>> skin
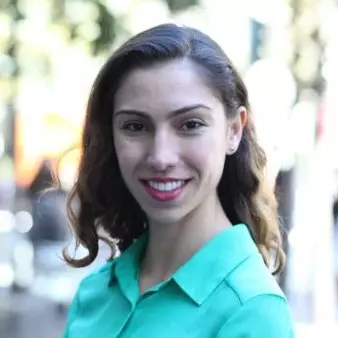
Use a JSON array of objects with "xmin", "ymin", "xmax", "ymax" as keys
[{"xmin": 113, "ymin": 58, "xmax": 247, "ymax": 294}]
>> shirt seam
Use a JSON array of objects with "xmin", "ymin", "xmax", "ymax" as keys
[
  {"xmin": 224, "ymin": 251, "xmax": 282, "ymax": 305},
  {"xmin": 225, "ymin": 278, "xmax": 285, "ymax": 306},
  {"xmin": 68, "ymin": 261, "xmax": 113, "ymax": 330},
  {"xmin": 80, "ymin": 261, "xmax": 113, "ymax": 287},
  {"xmin": 183, "ymin": 251, "xmax": 259, "ymax": 305},
  {"xmin": 222, "ymin": 253, "xmax": 260, "ymax": 304},
  {"xmin": 215, "ymin": 294, "xmax": 289, "ymax": 336}
]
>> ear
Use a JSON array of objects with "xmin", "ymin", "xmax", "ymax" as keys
[{"xmin": 226, "ymin": 106, "xmax": 247, "ymax": 155}]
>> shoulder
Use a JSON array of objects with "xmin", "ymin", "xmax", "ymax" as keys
[
  {"xmin": 81, "ymin": 260, "xmax": 113, "ymax": 285},
  {"xmin": 215, "ymin": 254, "xmax": 295, "ymax": 337},
  {"xmin": 63, "ymin": 261, "xmax": 115, "ymax": 338},
  {"xmin": 225, "ymin": 252, "xmax": 285, "ymax": 303},
  {"xmin": 75, "ymin": 260, "xmax": 114, "ymax": 300},
  {"xmin": 66, "ymin": 260, "xmax": 114, "ymax": 315},
  {"xmin": 216, "ymin": 294, "xmax": 295, "ymax": 337}
]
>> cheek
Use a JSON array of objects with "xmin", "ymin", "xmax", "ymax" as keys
[
  {"xmin": 184, "ymin": 132, "xmax": 227, "ymax": 178},
  {"xmin": 114, "ymin": 136, "xmax": 144, "ymax": 173}
]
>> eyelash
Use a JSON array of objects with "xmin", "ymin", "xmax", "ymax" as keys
[
  {"xmin": 180, "ymin": 119, "xmax": 207, "ymax": 131},
  {"xmin": 120, "ymin": 119, "xmax": 207, "ymax": 133},
  {"xmin": 121, "ymin": 121, "xmax": 146, "ymax": 132}
]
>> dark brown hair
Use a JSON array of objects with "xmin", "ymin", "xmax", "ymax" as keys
[{"xmin": 63, "ymin": 23, "xmax": 285, "ymax": 274}]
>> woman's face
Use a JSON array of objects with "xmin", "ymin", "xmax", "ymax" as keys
[{"xmin": 113, "ymin": 58, "xmax": 244, "ymax": 225}]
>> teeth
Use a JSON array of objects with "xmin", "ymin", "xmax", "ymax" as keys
[{"xmin": 148, "ymin": 180, "xmax": 184, "ymax": 191}]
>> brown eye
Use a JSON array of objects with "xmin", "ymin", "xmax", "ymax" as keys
[
  {"xmin": 181, "ymin": 120, "xmax": 206, "ymax": 131},
  {"xmin": 122, "ymin": 122, "xmax": 146, "ymax": 132}
]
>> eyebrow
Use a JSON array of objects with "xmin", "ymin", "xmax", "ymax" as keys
[{"xmin": 114, "ymin": 104, "xmax": 212, "ymax": 120}]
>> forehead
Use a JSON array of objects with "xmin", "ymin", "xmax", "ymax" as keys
[{"xmin": 114, "ymin": 59, "xmax": 219, "ymax": 112}]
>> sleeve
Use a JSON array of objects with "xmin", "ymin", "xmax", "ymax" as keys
[
  {"xmin": 216, "ymin": 295, "xmax": 295, "ymax": 338},
  {"xmin": 62, "ymin": 289, "xmax": 81, "ymax": 338}
]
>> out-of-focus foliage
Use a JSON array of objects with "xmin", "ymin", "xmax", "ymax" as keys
[
  {"xmin": 48, "ymin": 0, "xmax": 200, "ymax": 55},
  {"xmin": 165, "ymin": 0, "xmax": 199, "ymax": 13}
]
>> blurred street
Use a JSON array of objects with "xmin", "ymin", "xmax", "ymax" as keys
[{"xmin": 0, "ymin": 290, "xmax": 65, "ymax": 338}]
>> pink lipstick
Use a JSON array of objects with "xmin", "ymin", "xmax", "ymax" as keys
[{"xmin": 141, "ymin": 178, "xmax": 189, "ymax": 202}]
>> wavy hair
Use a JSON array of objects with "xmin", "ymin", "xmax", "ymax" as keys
[{"xmin": 63, "ymin": 23, "xmax": 285, "ymax": 274}]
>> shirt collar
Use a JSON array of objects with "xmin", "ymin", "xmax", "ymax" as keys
[
  {"xmin": 108, "ymin": 234, "xmax": 147, "ymax": 289},
  {"xmin": 172, "ymin": 224, "xmax": 259, "ymax": 305},
  {"xmin": 109, "ymin": 224, "xmax": 258, "ymax": 305}
]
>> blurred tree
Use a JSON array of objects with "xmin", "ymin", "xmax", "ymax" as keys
[
  {"xmin": 92, "ymin": 3, "xmax": 116, "ymax": 54},
  {"xmin": 289, "ymin": 0, "xmax": 325, "ymax": 97},
  {"xmin": 49, "ymin": 0, "xmax": 200, "ymax": 56},
  {"xmin": 165, "ymin": 0, "xmax": 199, "ymax": 12},
  {"xmin": 277, "ymin": 0, "xmax": 326, "ymax": 293},
  {"xmin": 4, "ymin": 0, "xmax": 22, "ymax": 159},
  {"xmin": 51, "ymin": 0, "xmax": 116, "ymax": 55}
]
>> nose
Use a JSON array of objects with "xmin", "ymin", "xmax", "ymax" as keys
[{"xmin": 145, "ymin": 129, "xmax": 179, "ymax": 172}]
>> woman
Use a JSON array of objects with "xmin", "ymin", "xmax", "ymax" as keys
[{"xmin": 63, "ymin": 24, "xmax": 295, "ymax": 337}]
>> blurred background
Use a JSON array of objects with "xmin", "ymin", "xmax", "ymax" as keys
[{"xmin": 0, "ymin": 0, "xmax": 337, "ymax": 337}]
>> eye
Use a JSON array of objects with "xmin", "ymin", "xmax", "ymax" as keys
[
  {"xmin": 180, "ymin": 119, "xmax": 206, "ymax": 131},
  {"xmin": 121, "ymin": 121, "xmax": 146, "ymax": 132}
]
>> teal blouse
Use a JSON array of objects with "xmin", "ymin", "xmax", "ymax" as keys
[{"xmin": 63, "ymin": 224, "xmax": 295, "ymax": 337}]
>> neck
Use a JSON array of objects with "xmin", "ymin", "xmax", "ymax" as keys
[{"xmin": 139, "ymin": 194, "xmax": 232, "ymax": 291}]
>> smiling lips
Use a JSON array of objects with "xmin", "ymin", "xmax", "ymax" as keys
[{"xmin": 141, "ymin": 178, "xmax": 190, "ymax": 202}]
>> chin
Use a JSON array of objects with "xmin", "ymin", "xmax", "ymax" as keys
[{"xmin": 144, "ymin": 207, "xmax": 187, "ymax": 226}]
